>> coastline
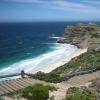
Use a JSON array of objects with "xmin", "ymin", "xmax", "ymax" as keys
[{"xmin": 29, "ymin": 48, "xmax": 87, "ymax": 74}]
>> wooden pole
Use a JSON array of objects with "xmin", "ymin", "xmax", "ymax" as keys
[{"xmin": 21, "ymin": 70, "xmax": 25, "ymax": 78}]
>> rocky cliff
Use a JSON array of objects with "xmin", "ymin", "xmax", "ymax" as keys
[{"xmin": 58, "ymin": 23, "xmax": 100, "ymax": 51}]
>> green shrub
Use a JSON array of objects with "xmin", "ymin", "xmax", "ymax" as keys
[
  {"xmin": 50, "ymin": 95, "xmax": 55, "ymax": 100},
  {"xmin": 20, "ymin": 84, "xmax": 55, "ymax": 100},
  {"xmin": 65, "ymin": 87, "xmax": 95, "ymax": 100}
]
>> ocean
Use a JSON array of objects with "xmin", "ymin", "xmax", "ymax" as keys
[{"xmin": 0, "ymin": 22, "xmax": 79, "ymax": 77}]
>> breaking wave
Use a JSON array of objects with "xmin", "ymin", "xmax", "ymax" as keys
[{"xmin": 0, "ymin": 43, "xmax": 77, "ymax": 77}]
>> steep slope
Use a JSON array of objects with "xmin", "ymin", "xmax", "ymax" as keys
[{"xmin": 58, "ymin": 23, "xmax": 100, "ymax": 51}]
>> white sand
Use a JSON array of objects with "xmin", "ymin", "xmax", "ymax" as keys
[{"xmin": 29, "ymin": 48, "xmax": 87, "ymax": 74}]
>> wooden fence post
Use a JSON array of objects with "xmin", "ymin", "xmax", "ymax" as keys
[{"xmin": 21, "ymin": 70, "xmax": 25, "ymax": 78}]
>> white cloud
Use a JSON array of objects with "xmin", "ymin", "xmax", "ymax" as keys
[
  {"xmin": 83, "ymin": 0, "xmax": 100, "ymax": 5},
  {"xmin": 4, "ymin": 0, "xmax": 88, "ymax": 9},
  {"xmin": 4, "ymin": 0, "xmax": 43, "ymax": 4},
  {"xmin": 3, "ymin": 0, "xmax": 100, "ymax": 13},
  {"xmin": 52, "ymin": 1, "xmax": 88, "ymax": 9}
]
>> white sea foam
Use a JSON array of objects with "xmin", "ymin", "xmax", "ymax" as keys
[
  {"xmin": 0, "ymin": 43, "xmax": 77, "ymax": 77},
  {"xmin": 49, "ymin": 36, "xmax": 60, "ymax": 39}
]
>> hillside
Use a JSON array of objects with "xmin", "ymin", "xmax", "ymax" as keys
[
  {"xmin": 31, "ymin": 23, "xmax": 100, "ymax": 83},
  {"xmin": 58, "ymin": 23, "xmax": 100, "ymax": 51}
]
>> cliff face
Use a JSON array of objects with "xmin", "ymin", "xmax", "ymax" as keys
[{"xmin": 58, "ymin": 23, "xmax": 100, "ymax": 51}]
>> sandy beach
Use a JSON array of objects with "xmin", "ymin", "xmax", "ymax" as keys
[{"xmin": 29, "ymin": 48, "xmax": 87, "ymax": 74}]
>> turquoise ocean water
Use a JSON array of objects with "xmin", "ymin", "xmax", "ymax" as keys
[{"xmin": 0, "ymin": 22, "xmax": 79, "ymax": 78}]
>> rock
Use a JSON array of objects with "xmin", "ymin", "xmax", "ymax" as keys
[{"xmin": 58, "ymin": 23, "xmax": 100, "ymax": 51}]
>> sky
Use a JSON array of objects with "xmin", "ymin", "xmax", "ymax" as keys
[{"xmin": 0, "ymin": 0, "xmax": 100, "ymax": 22}]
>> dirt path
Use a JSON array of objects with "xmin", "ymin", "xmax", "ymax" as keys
[{"xmin": 50, "ymin": 70, "xmax": 100, "ymax": 100}]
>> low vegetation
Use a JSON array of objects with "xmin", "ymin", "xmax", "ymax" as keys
[
  {"xmin": 64, "ymin": 87, "xmax": 95, "ymax": 100},
  {"xmin": 30, "ymin": 50, "xmax": 100, "ymax": 83},
  {"xmin": 20, "ymin": 84, "xmax": 56, "ymax": 100},
  {"xmin": 64, "ymin": 78, "xmax": 100, "ymax": 100}
]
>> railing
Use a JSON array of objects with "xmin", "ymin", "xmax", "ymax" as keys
[
  {"xmin": 62, "ymin": 67, "xmax": 100, "ymax": 81},
  {"xmin": 0, "ymin": 70, "xmax": 27, "ymax": 80},
  {"xmin": 0, "ymin": 70, "xmax": 34, "ymax": 81},
  {"xmin": 0, "ymin": 73, "xmax": 20, "ymax": 79},
  {"xmin": 0, "ymin": 68, "xmax": 100, "ymax": 81}
]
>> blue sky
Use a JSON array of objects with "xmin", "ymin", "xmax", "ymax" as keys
[{"xmin": 0, "ymin": 0, "xmax": 100, "ymax": 22}]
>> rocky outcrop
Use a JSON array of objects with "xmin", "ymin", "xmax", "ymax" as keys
[{"xmin": 58, "ymin": 23, "xmax": 100, "ymax": 51}]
